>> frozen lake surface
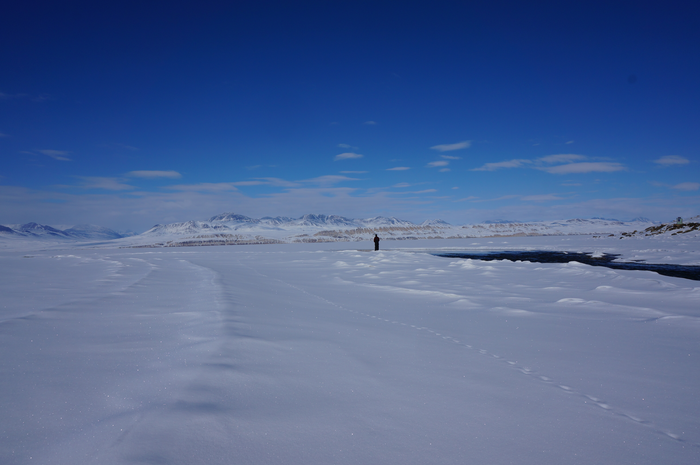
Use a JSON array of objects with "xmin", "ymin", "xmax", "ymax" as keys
[{"xmin": 1, "ymin": 236, "xmax": 699, "ymax": 464}]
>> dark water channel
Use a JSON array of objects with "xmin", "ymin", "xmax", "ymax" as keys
[{"xmin": 432, "ymin": 251, "xmax": 700, "ymax": 281}]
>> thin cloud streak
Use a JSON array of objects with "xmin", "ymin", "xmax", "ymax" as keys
[
  {"xmin": 654, "ymin": 155, "xmax": 690, "ymax": 166},
  {"xmin": 254, "ymin": 178, "xmax": 301, "ymax": 187},
  {"xmin": 471, "ymin": 155, "xmax": 627, "ymax": 175},
  {"xmin": 38, "ymin": 149, "xmax": 72, "ymax": 161},
  {"xmin": 301, "ymin": 175, "xmax": 359, "ymax": 186},
  {"xmin": 672, "ymin": 182, "xmax": 700, "ymax": 191},
  {"xmin": 427, "ymin": 160, "xmax": 449, "ymax": 168},
  {"xmin": 471, "ymin": 159, "xmax": 531, "ymax": 171},
  {"xmin": 541, "ymin": 162, "xmax": 626, "ymax": 174},
  {"xmin": 334, "ymin": 152, "xmax": 363, "ymax": 161},
  {"xmin": 166, "ymin": 183, "xmax": 240, "ymax": 192},
  {"xmin": 128, "ymin": 170, "xmax": 182, "ymax": 179},
  {"xmin": 73, "ymin": 177, "xmax": 135, "ymax": 191},
  {"xmin": 537, "ymin": 154, "xmax": 586, "ymax": 164},
  {"xmin": 430, "ymin": 141, "xmax": 471, "ymax": 152}
]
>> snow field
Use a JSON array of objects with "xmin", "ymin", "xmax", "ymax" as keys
[{"xmin": 1, "ymin": 236, "xmax": 699, "ymax": 464}]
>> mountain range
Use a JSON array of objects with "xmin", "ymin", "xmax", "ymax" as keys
[
  {"xmin": 0, "ymin": 223, "xmax": 127, "ymax": 240},
  {"xmin": 0, "ymin": 213, "xmax": 676, "ymax": 247}
]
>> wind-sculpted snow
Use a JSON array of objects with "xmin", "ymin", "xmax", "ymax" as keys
[{"xmin": 1, "ymin": 235, "xmax": 699, "ymax": 464}]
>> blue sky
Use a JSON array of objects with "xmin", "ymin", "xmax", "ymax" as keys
[{"xmin": 1, "ymin": 1, "xmax": 699, "ymax": 232}]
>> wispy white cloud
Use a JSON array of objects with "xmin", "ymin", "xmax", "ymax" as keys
[
  {"xmin": 127, "ymin": 170, "xmax": 182, "ymax": 179},
  {"xmin": 302, "ymin": 175, "xmax": 359, "ymax": 186},
  {"xmin": 654, "ymin": 155, "xmax": 690, "ymax": 166},
  {"xmin": 472, "ymin": 154, "xmax": 626, "ymax": 175},
  {"xmin": 455, "ymin": 196, "xmax": 479, "ymax": 202},
  {"xmin": 427, "ymin": 160, "xmax": 449, "ymax": 168},
  {"xmin": 393, "ymin": 182, "xmax": 411, "ymax": 188},
  {"xmin": 254, "ymin": 177, "xmax": 300, "ymax": 188},
  {"xmin": 0, "ymin": 132, "xmax": 8, "ymax": 138},
  {"xmin": 471, "ymin": 159, "xmax": 531, "ymax": 171},
  {"xmin": 439, "ymin": 168, "xmax": 450, "ymax": 172},
  {"xmin": 340, "ymin": 170, "xmax": 368, "ymax": 174},
  {"xmin": 74, "ymin": 177, "xmax": 134, "ymax": 191},
  {"xmin": 540, "ymin": 162, "xmax": 626, "ymax": 174},
  {"xmin": 441, "ymin": 155, "xmax": 461, "ymax": 160},
  {"xmin": 231, "ymin": 181, "xmax": 266, "ymax": 186},
  {"xmin": 537, "ymin": 154, "xmax": 586, "ymax": 164},
  {"xmin": 566, "ymin": 140, "xmax": 574, "ymax": 144},
  {"xmin": 166, "ymin": 183, "xmax": 240, "ymax": 192},
  {"xmin": 672, "ymin": 182, "xmax": 700, "ymax": 191},
  {"xmin": 387, "ymin": 166, "xmax": 410, "ymax": 171},
  {"xmin": 38, "ymin": 149, "xmax": 72, "ymax": 161},
  {"xmin": 166, "ymin": 178, "xmax": 300, "ymax": 191},
  {"xmin": 334, "ymin": 152, "xmax": 363, "ymax": 161},
  {"xmin": 430, "ymin": 141, "xmax": 471, "ymax": 152},
  {"xmin": 393, "ymin": 188, "xmax": 438, "ymax": 195}
]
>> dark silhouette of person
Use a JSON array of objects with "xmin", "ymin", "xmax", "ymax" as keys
[{"xmin": 374, "ymin": 233, "xmax": 380, "ymax": 251}]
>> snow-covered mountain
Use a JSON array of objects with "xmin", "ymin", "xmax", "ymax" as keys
[
  {"xmin": 12, "ymin": 222, "xmax": 74, "ymax": 239},
  {"xmin": 457, "ymin": 218, "xmax": 653, "ymax": 237},
  {"xmin": 144, "ymin": 221, "xmax": 232, "ymax": 236},
  {"xmin": 0, "ymin": 214, "xmax": 669, "ymax": 248},
  {"xmin": 62, "ymin": 224, "xmax": 127, "ymax": 240},
  {"xmin": 0, "ymin": 223, "xmax": 126, "ymax": 241},
  {"xmin": 121, "ymin": 213, "xmax": 661, "ymax": 248}
]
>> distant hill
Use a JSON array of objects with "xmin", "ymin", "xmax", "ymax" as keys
[
  {"xmin": 0, "ymin": 223, "xmax": 126, "ymax": 241},
  {"xmin": 0, "ymin": 214, "xmax": 669, "ymax": 248},
  {"xmin": 124, "ymin": 213, "xmax": 660, "ymax": 248},
  {"xmin": 615, "ymin": 216, "xmax": 700, "ymax": 239}
]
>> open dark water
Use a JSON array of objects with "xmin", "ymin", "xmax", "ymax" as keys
[{"xmin": 432, "ymin": 251, "xmax": 700, "ymax": 281}]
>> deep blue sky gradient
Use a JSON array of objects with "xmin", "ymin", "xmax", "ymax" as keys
[{"xmin": 1, "ymin": 1, "xmax": 699, "ymax": 232}]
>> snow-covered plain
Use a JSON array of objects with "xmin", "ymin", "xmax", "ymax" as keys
[{"xmin": 1, "ymin": 235, "xmax": 699, "ymax": 464}]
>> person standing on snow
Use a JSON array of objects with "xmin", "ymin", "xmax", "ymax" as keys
[{"xmin": 373, "ymin": 233, "xmax": 380, "ymax": 251}]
